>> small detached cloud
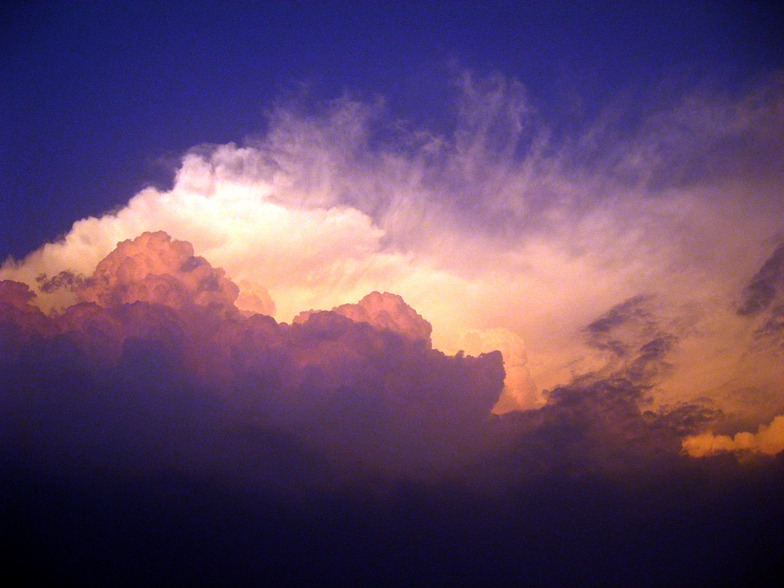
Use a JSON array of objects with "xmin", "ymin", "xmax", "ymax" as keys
[{"xmin": 683, "ymin": 415, "xmax": 784, "ymax": 458}]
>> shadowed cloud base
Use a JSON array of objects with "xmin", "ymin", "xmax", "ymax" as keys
[
  {"xmin": 3, "ymin": 52, "xmax": 784, "ymax": 582},
  {"xmin": 3, "ymin": 231, "xmax": 784, "ymax": 584}
]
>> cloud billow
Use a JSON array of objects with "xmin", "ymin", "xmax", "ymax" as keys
[
  {"xmin": 2, "ymin": 234, "xmax": 783, "ymax": 587},
  {"xmin": 2, "ymin": 69, "xmax": 784, "ymax": 585},
  {"xmin": 1, "ymin": 232, "xmax": 507, "ymax": 487},
  {"xmin": 3, "ymin": 230, "xmax": 779, "ymax": 488}
]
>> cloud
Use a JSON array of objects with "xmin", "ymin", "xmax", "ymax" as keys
[
  {"xmin": 1, "ymin": 232, "xmax": 507, "ymax": 483},
  {"xmin": 76, "ymin": 231, "xmax": 240, "ymax": 311},
  {"xmin": 0, "ymin": 280, "xmax": 54, "ymax": 360},
  {"xmin": 683, "ymin": 415, "xmax": 784, "ymax": 457},
  {"xmin": 4, "ymin": 229, "xmax": 784, "ymax": 585},
  {"xmin": 2, "ymin": 230, "xmax": 755, "ymax": 490},
  {"xmin": 2, "ymin": 68, "xmax": 784, "ymax": 422},
  {"xmin": 738, "ymin": 242, "xmax": 784, "ymax": 317},
  {"xmin": 294, "ymin": 290, "xmax": 432, "ymax": 344}
]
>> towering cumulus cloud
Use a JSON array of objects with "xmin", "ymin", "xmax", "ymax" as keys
[
  {"xmin": 1, "ymin": 232, "xmax": 504, "ymax": 483},
  {"xmin": 76, "ymin": 231, "xmax": 240, "ymax": 310},
  {"xmin": 3, "ymin": 71, "xmax": 784, "ymax": 419},
  {"xmin": 2, "ymin": 70, "xmax": 784, "ymax": 584}
]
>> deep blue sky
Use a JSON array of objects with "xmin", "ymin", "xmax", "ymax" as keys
[{"xmin": 2, "ymin": 1, "xmax": 783, "ymax": 259}]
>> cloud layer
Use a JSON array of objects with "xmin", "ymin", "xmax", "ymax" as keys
[
  {"xmin": 3, "ymin": 232, "xmax": 783, "ymax": 585},
  {"xmin": 3, "ymin": 226, "xmax": 781, "ymax": 488},
  {"xmin": 3, "ymin": 70, "xmax": 783, "ymax": 428},
  {"xmin": 1, "ymin": 232, "xmax": 507, "ymax": 485},
  {"xmin": 3, "ymin": 69, "xmax": 784, "ymax": 581}
]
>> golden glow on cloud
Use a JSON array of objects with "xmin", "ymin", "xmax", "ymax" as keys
[
  {"xmin": 683, "ymin": 415, "xmax": 784, "ymax": 457},
  {"xmin": 2, "ymin": 70, "xmax": 783, "ymax": 429}
]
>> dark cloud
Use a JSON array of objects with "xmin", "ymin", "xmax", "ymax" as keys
[
  {"xmin": 737, "ymin": 242, "xmax": 784, "ymax": 352},
  {"xmin": 582, "ymin": 294, "xmax": 677, "ymax": 387},
  {"xmin": 480, "ymin": 376, "xmax": 721, "ymax": 490},
  {"xmin": 1, "ymin": 232, "xmax": 504, "ymax": 484},
  {"xmin": 585, "ymin": 294, "xmax": 657, "ymax": 353},
  {"xmin": 36, "ymin": 270, "xmax": 84, "ymax": 294},
  {"xmin": 3, "ymin": 232, "xmax": 784, "ymax": 584},
  {"xmin": 739, "ymin": 242, "xmax": 784, "ymax": 316}
]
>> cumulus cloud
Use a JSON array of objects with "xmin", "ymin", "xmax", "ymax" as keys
[
  {"xmin": 1, "ymin": 232, "xmax": 507, "ymax": 483},
  {"xmin": 1, "ymin": 68, "xmax": 783, "ymax": 423},
  {"xmin": 3, "ymin": 229, "xmax": 784, "ymax": 586},
  {"xmin": 5, "ymin": 230, "xmax": 779, "ymax": 492},
  {"xmin": 76, "ymin": 231, "xmax": 240, "ymax": 311},
  {"xmin": 683, "ymin": 415, "xmax": 784, "ymax": 457},
  {"xmin": 294, "ymin": 290, "xmax": 432, "ymax": 345}
]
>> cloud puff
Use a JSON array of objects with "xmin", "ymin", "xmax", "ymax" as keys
[
  {"xmin": 683, "ymin": 415, "xmax": 784, "ymax": 457},
  {"xmin": 76, "ymin": 231, "xmax": 240, "ymax": 311},
  {"xmin": 294, "ymin": 290, "xmax": 432, "ymax": 344}
]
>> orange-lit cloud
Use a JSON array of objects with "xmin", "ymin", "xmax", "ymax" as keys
[
  {"xmin": 1, "ymin": 232, "xmax": 507, "ymax": 481},
  {"xmin": 2, "ymin": 213, "xmax": 784, "ymax": 588},
  {"xmin": 3, "ymin": 226, "xmax": 779, "ymax": 491},
  {"xmin": 2, "ymin": 70, "xmax": 783, "ymax": 426},
  {"xmin": 76, "ymin": 231, "xmax": 239, "ymax": 311},
  {"xmin": 683, "ymin": 415, "xmax": 784, "ymax": 457}
]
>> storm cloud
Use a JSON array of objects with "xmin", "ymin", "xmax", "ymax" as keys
[
  {"xmin": 1, "ymin": 232, "xmax": 506, "ymax": 485},
  {"xmin": 3, "ymin": 69, "xmax": 784, "ymax": 584}
]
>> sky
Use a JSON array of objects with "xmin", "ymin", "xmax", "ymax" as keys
[{"xmin": 3, "ymin": 1, "xmax": 784, "ymax": 584}]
